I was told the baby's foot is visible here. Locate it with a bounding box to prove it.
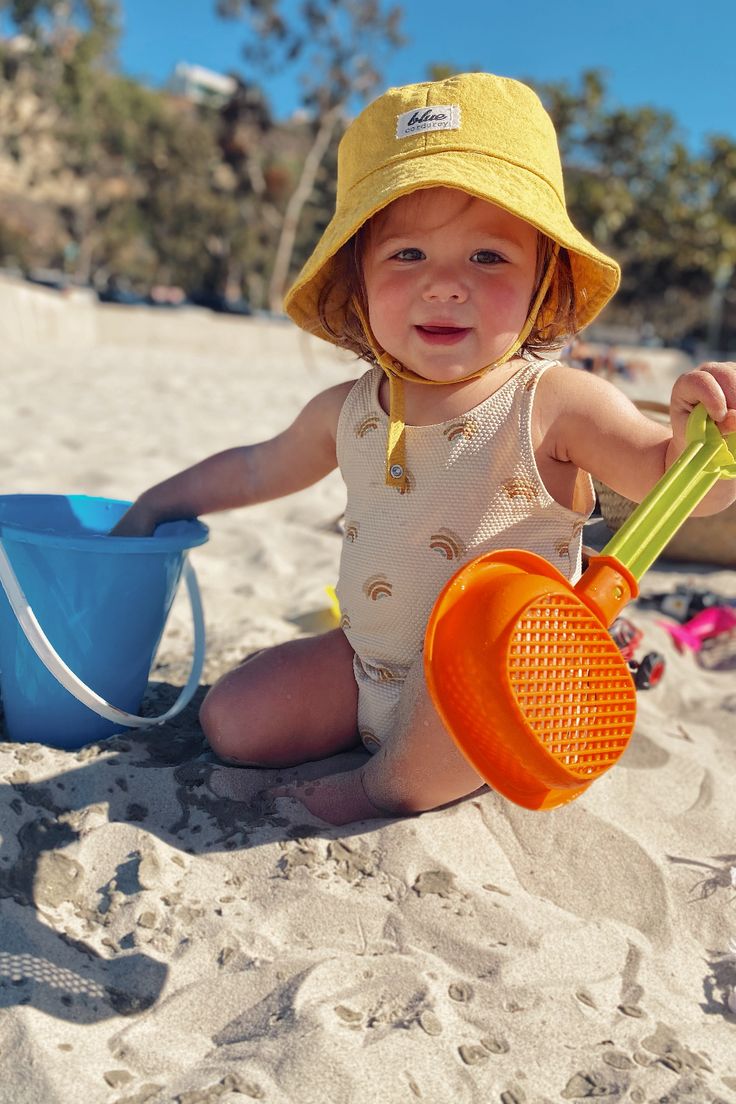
[268,768,392,826]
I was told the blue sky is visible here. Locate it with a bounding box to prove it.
[117,0,735,150]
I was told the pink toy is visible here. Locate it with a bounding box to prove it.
[660,606,736,652]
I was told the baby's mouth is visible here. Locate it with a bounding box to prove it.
[415,324,470,345]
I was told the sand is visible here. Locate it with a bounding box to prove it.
[0,283,735,1103]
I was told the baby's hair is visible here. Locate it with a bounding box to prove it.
[317,217,578,364]
[525,235,577,356]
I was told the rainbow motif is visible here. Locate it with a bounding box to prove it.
[443,418,476,443]
[429,528,465,561]
[356,415,380,437]
[363,575,393,601]
[502,476,538,502]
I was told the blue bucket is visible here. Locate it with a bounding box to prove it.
[0,495,208,749]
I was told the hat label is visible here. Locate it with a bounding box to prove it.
[396,104,461,139]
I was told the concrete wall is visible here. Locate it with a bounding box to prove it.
[0,276,98,349]
[0,274,294,353]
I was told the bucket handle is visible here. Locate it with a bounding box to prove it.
[0,544,205,730]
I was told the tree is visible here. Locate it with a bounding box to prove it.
[93,76,236,292]
[215,0,404,311]
[213,76,285,304]
[0,0,240,292]
[0,0,124,281]
[689,137,736,352]
[534,69,736,349]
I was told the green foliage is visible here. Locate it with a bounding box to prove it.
[533,69,736,348]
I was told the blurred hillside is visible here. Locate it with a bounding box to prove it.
[0,29,324,312]
[0,1,734,353]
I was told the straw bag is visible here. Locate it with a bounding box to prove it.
[593,401,736,567]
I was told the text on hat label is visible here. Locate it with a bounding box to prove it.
[396,104,461,139]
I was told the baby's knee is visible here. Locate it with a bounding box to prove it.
[200,686,252,764]
[199,689,228,756]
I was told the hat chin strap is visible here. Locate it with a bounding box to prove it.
[354,244,559,491]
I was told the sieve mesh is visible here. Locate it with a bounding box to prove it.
[508,593,637,780]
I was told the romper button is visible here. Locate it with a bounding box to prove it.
[390,464,404,479]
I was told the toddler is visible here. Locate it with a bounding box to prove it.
[113,73,736,824]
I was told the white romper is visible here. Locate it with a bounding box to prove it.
[334,358,594,751]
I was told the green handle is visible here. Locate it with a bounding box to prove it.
[602,404,736,580]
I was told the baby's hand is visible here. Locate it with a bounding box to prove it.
[109,500,158,537]
[670,362,736,446]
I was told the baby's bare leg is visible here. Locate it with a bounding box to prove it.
[362,655,484,814]
[200,628,359,767]
[271,652,483,824]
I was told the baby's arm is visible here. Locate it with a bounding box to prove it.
[539,361,736,515]
[111,381,353,535]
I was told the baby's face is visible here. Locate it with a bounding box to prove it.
[361,187,539,382]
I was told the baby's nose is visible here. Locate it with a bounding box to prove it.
[422,273,467,302]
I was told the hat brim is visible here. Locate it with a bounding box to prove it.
[285,149,620,340]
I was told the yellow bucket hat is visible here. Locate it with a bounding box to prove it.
[285,72,620,488]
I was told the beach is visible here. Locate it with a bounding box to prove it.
[0,282,735,1103]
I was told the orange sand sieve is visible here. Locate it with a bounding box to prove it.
[424,406,736,810]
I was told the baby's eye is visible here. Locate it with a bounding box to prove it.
[392,247,425,262]
[471,249,505,265]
